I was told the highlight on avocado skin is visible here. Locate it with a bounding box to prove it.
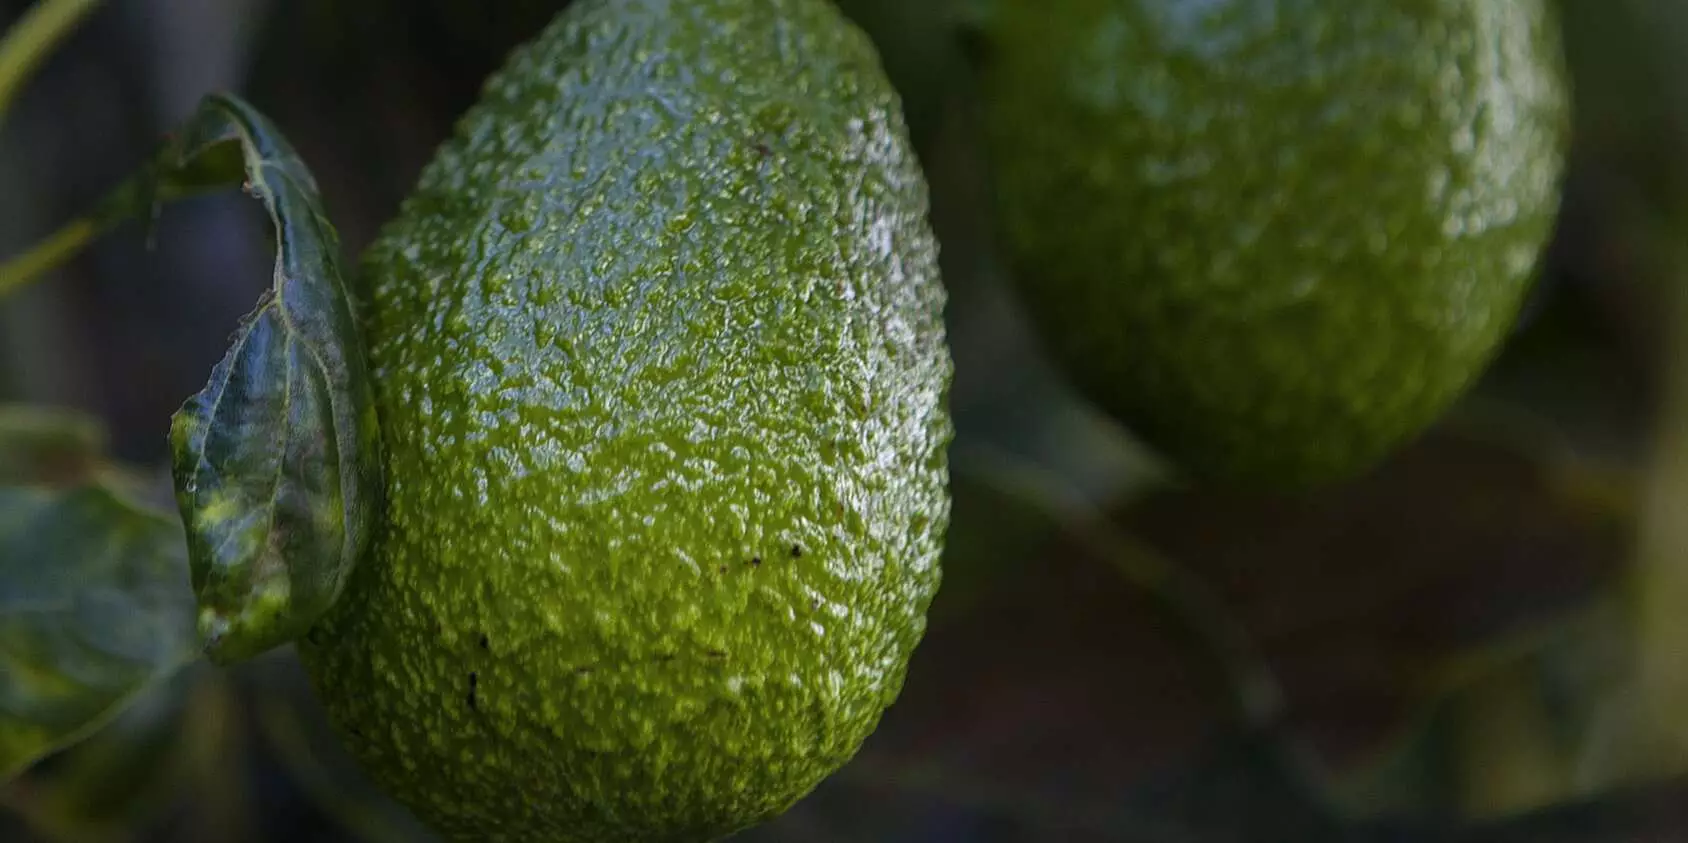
[295,0,953,841]
[978,0,1570,487]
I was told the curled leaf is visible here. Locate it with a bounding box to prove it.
[0,407,196,780]
[161,94,383,665]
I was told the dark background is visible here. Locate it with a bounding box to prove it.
[4,0,1688,840]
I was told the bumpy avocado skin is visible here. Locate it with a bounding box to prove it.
[296,1,952,840]
[980,0,1569,485]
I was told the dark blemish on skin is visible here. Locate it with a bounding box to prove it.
[791,544,802,558]
[467,673,478,710]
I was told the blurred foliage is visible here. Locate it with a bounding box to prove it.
[0,406,195,781]
[5,0,1688,841]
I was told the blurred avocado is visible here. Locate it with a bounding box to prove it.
[976,0,1571,486]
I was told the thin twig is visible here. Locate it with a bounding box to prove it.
[0,0,101,130]
[950,443,1345,826]
[954,442,1282,726]
[0,216,97,300]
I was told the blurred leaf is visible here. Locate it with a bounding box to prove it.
[0,407,196,780]
[1331,599,1637,821]
[158,94,383,666]
[3,669,206,843]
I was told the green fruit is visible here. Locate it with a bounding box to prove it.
[296,0,952,840]
[978,0,1569,485]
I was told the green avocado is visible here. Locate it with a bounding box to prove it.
[296,1,953,840]
[978,0,1569,485]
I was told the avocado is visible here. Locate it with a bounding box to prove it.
[978,0,1569,485]
[295,1,953,840]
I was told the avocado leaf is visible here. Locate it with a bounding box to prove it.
[152,94,383,666]
[0,406,197,781]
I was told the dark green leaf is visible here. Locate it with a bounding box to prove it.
[158,94,383,666]
[0,407,197,779]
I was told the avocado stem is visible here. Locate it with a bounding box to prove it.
[0,0,101,132]
[0,214,97,300]
[0,0,106,300]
